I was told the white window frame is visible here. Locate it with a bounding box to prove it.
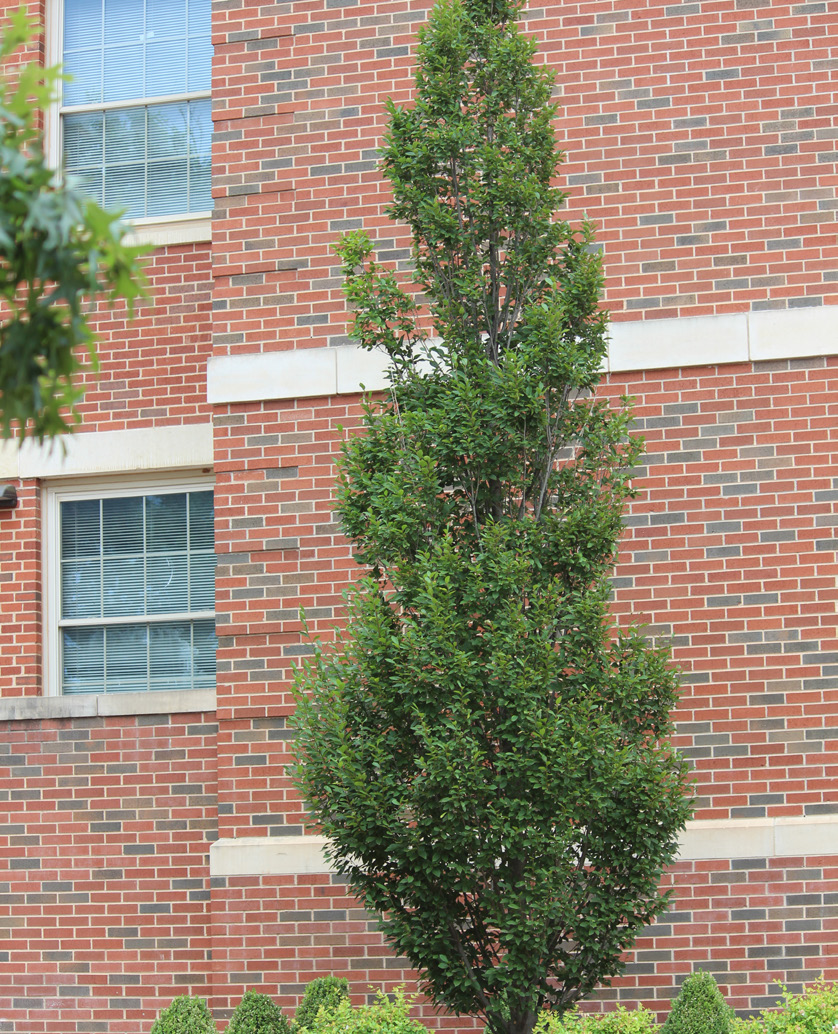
[43,472,216,699]
[45,0,212,247]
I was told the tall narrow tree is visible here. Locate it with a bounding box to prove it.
[292,2,692,1033]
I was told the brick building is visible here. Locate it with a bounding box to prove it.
[1,0,838,1030]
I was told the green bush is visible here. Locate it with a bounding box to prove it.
[732,981,838,1033]
[226,990,291,1034]
[294,977,349,1031]
[150,995,218,1034]
[302,988,424,1034]
[661,972,732,1034]
[536,1003,658,1034]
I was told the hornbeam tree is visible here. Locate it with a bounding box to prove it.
[292,1,692,1033]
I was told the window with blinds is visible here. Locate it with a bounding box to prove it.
[56,487,216,694]
[60,0,212,219]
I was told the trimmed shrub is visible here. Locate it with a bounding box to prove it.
[536,1004,658,1034]
[732,981,838,1033]
[150,995,218,1034]
[661,972,732,1034]
[294,977,350,1031]
[226,990,291,1034]
[302,988,424,1034]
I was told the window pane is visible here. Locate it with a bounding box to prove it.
[62,559,102,620]
[64,112,104,170]
[62,499,100,559]
[63,627,104,694]
[189,491,214,550]
[63,49,103,106]
[148,0,186,38]
[64,0,102,51]
[188,0,210,36]
[149,103,189,160]
[72,169,104,206]
[189,553,216,611]
[146,493,187,552]
[147,555,189,613]
[193,619,217,681]
[188,156,211,214]
[103,0,143,46]
[190,98,212,155]
[64,115,106,204]
[105,624,148,691]
[104,162,147,219]
[104,107,146,165]
[148,160,189,216]
[102,496,143,555]
[103,557,145,617]
[187,35,212,92]
[150,621,193,689]
[102,43,145,103]
[147,39,187,97]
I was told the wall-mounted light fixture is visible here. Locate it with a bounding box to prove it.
[0,485,18,510]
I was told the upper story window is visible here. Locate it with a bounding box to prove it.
[59,0,212,220]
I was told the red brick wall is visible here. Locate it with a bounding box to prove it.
[0,712,217,1033]
[75,243,213,432]
[606,357,838,821]
[603,855,838,1013]
[552,0,838,319]
[208,0,837,364]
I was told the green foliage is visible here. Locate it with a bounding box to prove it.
[536,1005,658,1034]
[660,973,732,1034]
[294,977,350,1030]
[149,995,218,1034]
[225,991,291,1034]
[0,9,145,441]
[302,989,424,1034]
[292,1,692,1034]
[732,981,838,1034]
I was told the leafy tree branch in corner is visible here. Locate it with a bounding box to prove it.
[0,8,144,442]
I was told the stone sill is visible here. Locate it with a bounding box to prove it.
[210,817,838,876]
[126,215,211,248]
[0,688,216,721]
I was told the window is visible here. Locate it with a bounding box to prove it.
[58,0,212,220]
[45,480,216,695]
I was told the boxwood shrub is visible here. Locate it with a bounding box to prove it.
[294,977,350,1031]
[150,995,218,1034]
[226,990,291,1034]
[660,972,732,1034]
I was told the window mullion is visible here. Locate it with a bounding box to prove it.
[58,610,216,628]
[100,498,106,690]
[185,101,191,214]
[60,90,211,116]
[99,0,105,107]
[142,0,148,100]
